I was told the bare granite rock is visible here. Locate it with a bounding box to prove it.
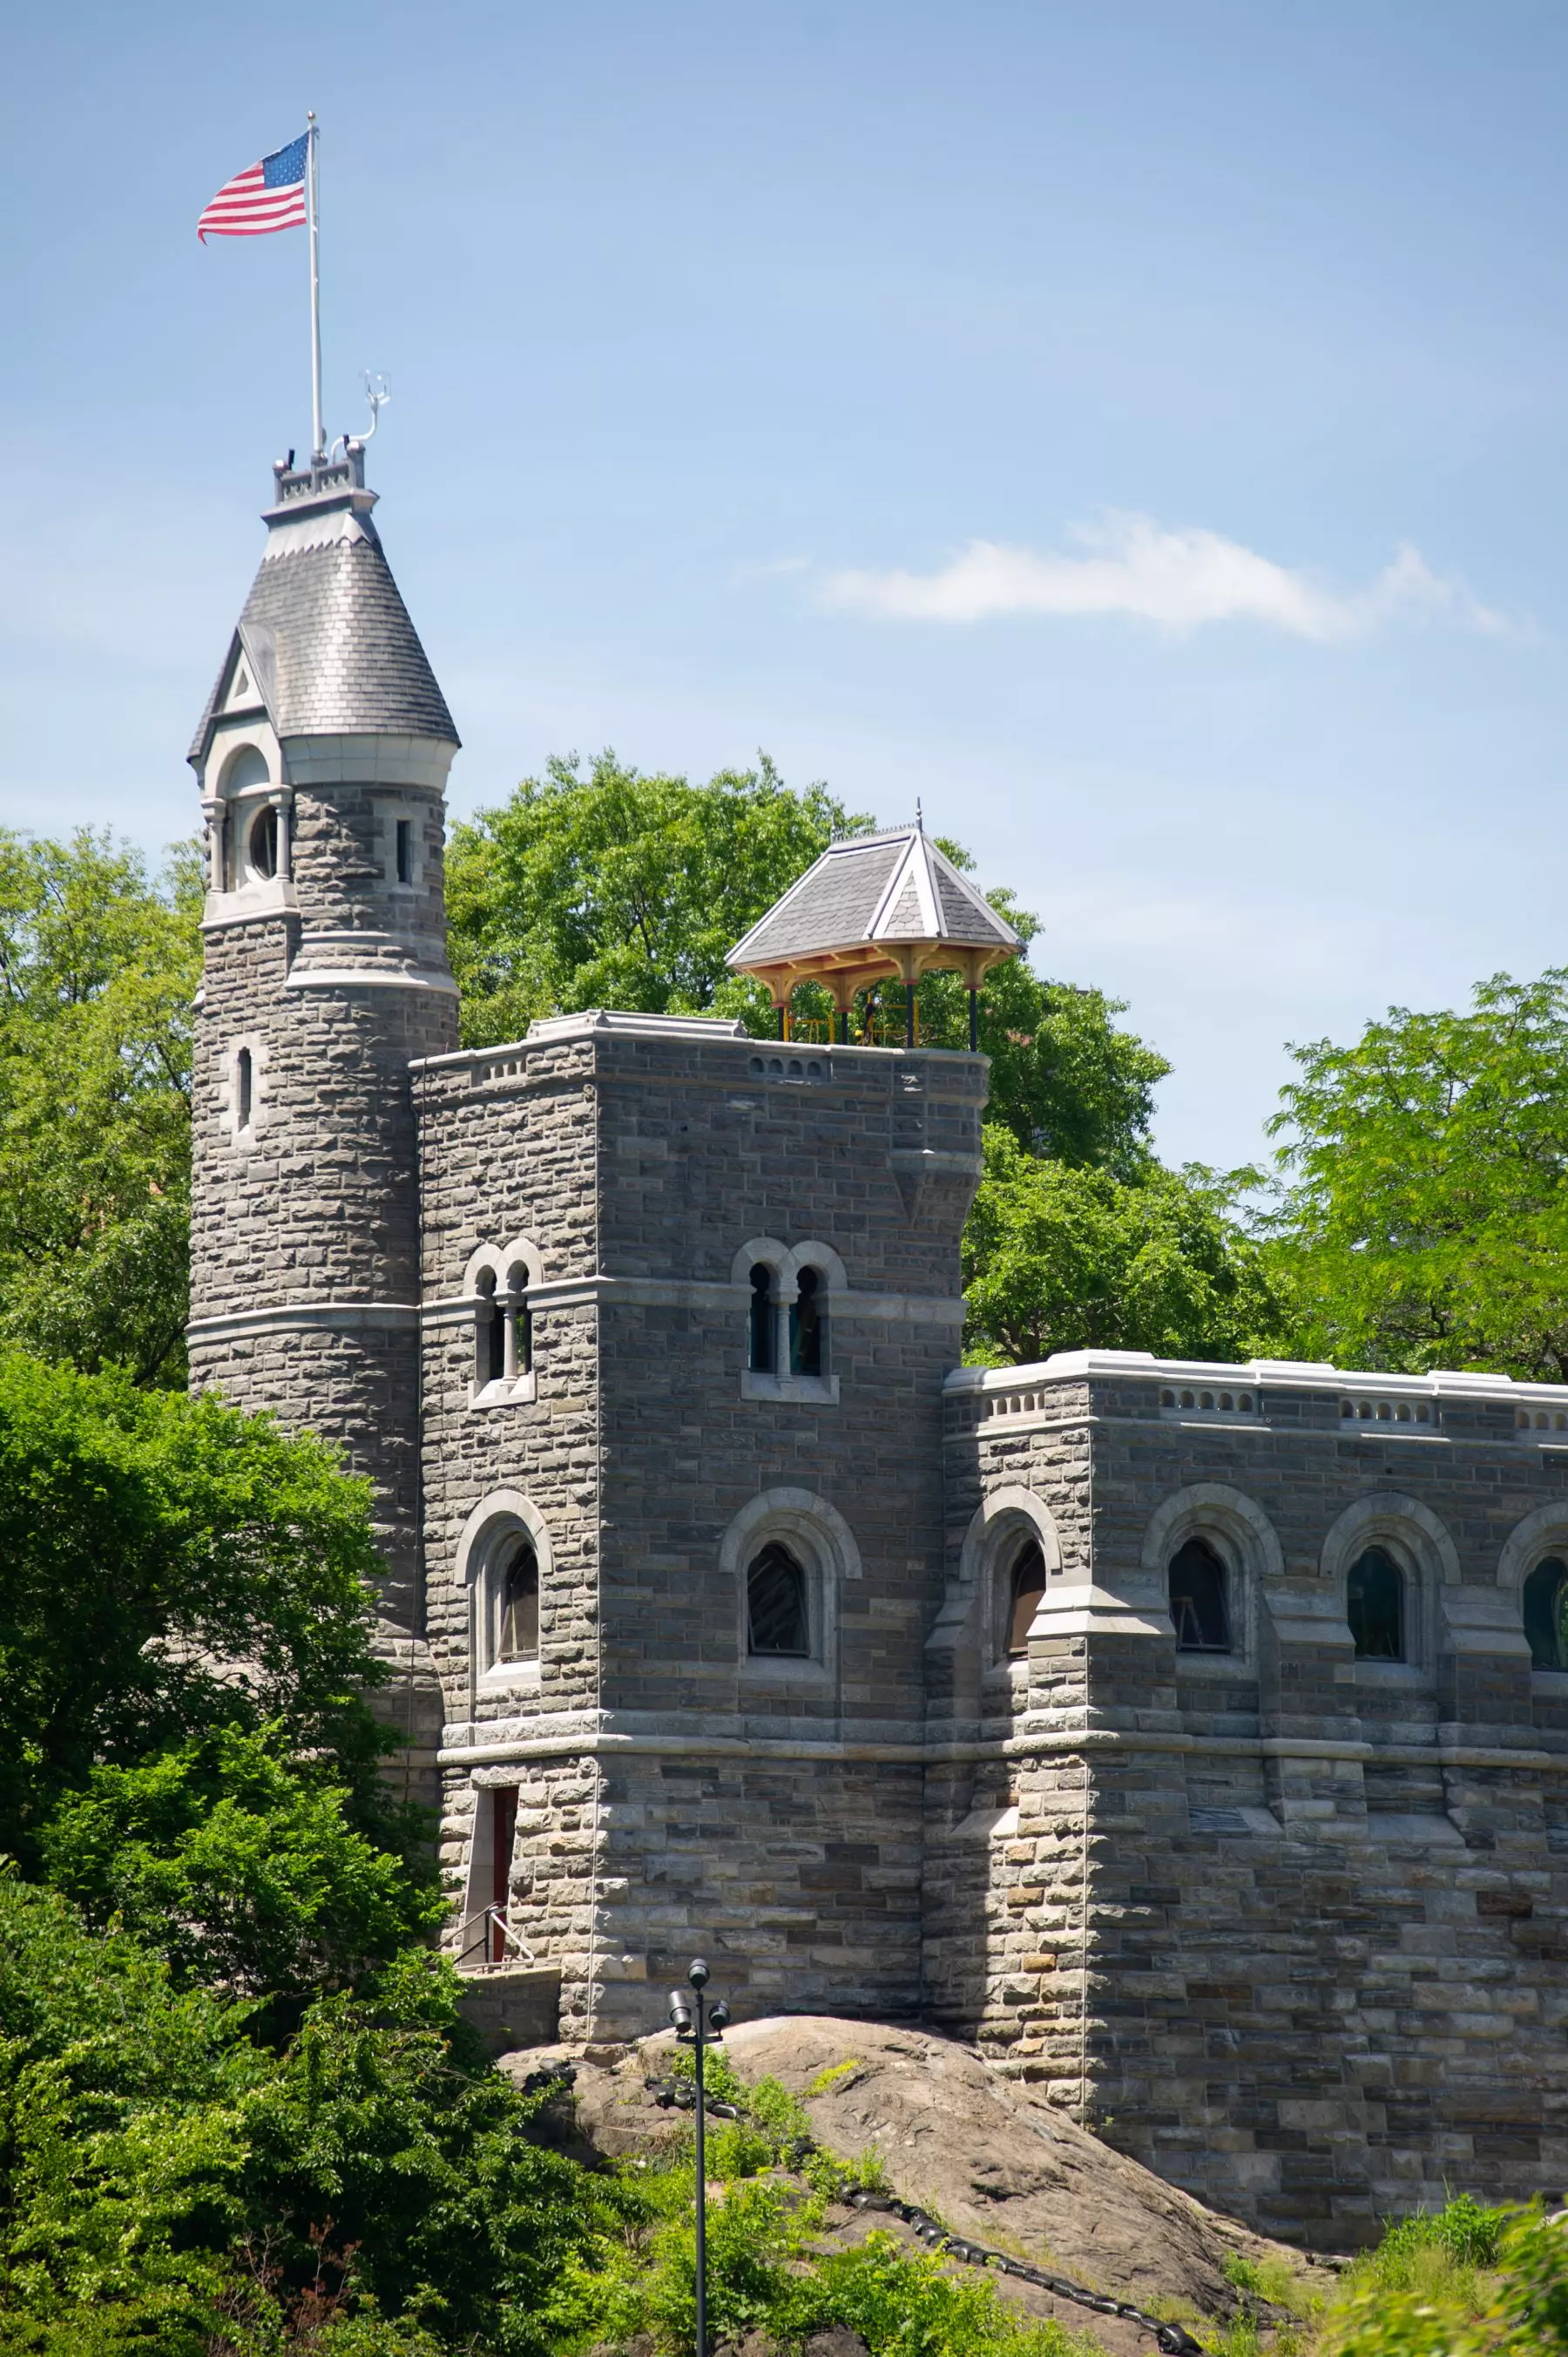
[519,2015,1337,2321]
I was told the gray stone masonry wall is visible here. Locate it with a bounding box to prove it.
[941,1357,1568,2245]
[189,761,456,1648]
[417,1019,984,2039]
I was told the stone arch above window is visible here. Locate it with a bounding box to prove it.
[1140,1483,1281,1668]
[721,1486,861,1685]
[947,1487,1064,1671]
[463,1236,543,1407]
[731,1237,844,1402]
[456,1488,553,1700]
[1319,1492,1457,1672]
[1497,1506,1568,1674]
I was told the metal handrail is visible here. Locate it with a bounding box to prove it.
[457,1903,537,1971]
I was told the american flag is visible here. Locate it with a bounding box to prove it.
[198,133,308,242]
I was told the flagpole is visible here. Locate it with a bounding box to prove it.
[306,112,323,459]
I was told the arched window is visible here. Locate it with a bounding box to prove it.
[1524,1556,1568,1670]
[474,1269,505,1387]
[747,1541,810,1657]
[249,805,278,880]
[235,1046,253,1132]
[789,1265,824,1378]
[1005,1538,1047,1657]
[496,1539,539,1663]
[748,1264,776,1374]
[1348,1546,1404,1661]
[504,1263,533,1382]
[1169,1537,1230,1653]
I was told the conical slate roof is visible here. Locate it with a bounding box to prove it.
[189,455,457,766]
[728,823,1020,1002]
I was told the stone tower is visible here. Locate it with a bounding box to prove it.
[186,449,460,1715]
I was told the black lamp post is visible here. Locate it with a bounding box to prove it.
[668,1957,731,2357]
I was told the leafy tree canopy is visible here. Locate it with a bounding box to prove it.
[1267,971,1568,1381]
[446,750,859,1046]
[0,829,200,1389]
[42,1724,443,2011]
[0,1879,612,2355]
[963,1125,1287,1369]
[0,1352,396,1870]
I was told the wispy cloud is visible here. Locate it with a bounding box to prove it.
[821,512,1508,642]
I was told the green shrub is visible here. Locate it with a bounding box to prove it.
[778,2232,1101,2357]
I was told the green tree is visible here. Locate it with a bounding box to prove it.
[446,750,862,1046]
[41,1725,443,2008]
[0,829,201,1389]
[0,1351,396,1870]
[963,1125,1287,1368]
[1267,970,1568,1380]
[0,1878,616,2355]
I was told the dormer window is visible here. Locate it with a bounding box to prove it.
[249,807,279,880]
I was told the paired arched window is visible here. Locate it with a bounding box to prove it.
[1348,1546,1404,1660]
[472,1258,534,1394]
[1005,1538,1047,1657]
[1524,1556,1568,1670]
[496,1537,540,1663]
[742,1251,831,1388]
[747,1541,810,1657]
[1169,1537,1230,1653]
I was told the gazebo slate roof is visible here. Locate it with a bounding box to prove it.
[727,823,1020,999]
[189,457,458,767]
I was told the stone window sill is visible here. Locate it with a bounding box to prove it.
[476,1659,541,1698]
[741,1653,833,1686]
[741,1371,841,1405]
[470,1372,537,1410]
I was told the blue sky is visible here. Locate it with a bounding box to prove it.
[3,1,1565,1168]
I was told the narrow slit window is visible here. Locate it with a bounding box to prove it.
[789,1265,824,1378]
[497,1539,539,1663]
[395,816,414,884]
[1006,1538,1047,1656]
[747,1541,810,1657]
[235,1046,253,1132]
[1347,1546,1404,1661]
[1169,1537,1230,1653]
[748,1264,775,1373]
[1524,1556,1568,1670]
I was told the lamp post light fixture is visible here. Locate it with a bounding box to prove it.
[667,1957,731,2357]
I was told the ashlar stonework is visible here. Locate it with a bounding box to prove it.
[187,454,1568,2247]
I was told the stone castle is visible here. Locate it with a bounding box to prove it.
[189,450,1568,2247]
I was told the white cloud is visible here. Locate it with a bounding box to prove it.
[821,512,1508,641]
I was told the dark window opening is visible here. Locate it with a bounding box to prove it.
[396,816,414,884]
[747,1541,810,1657]
[1169,1537,1231,1653]
[748,1264,775,1373]
[249,805,278,879]
[497,1539,539,1663]
[1006,1538,1047,1656]
[1524,1556,1568,1671]
[506,1264,533,1378]
[475,1270,504,1386]
[789,1264,824,1378]
[235,1046,253,1131]
[1348,1546,1404,1661]
[490,1785,518,1963]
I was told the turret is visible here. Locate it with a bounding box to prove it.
[186,449,459,1659]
